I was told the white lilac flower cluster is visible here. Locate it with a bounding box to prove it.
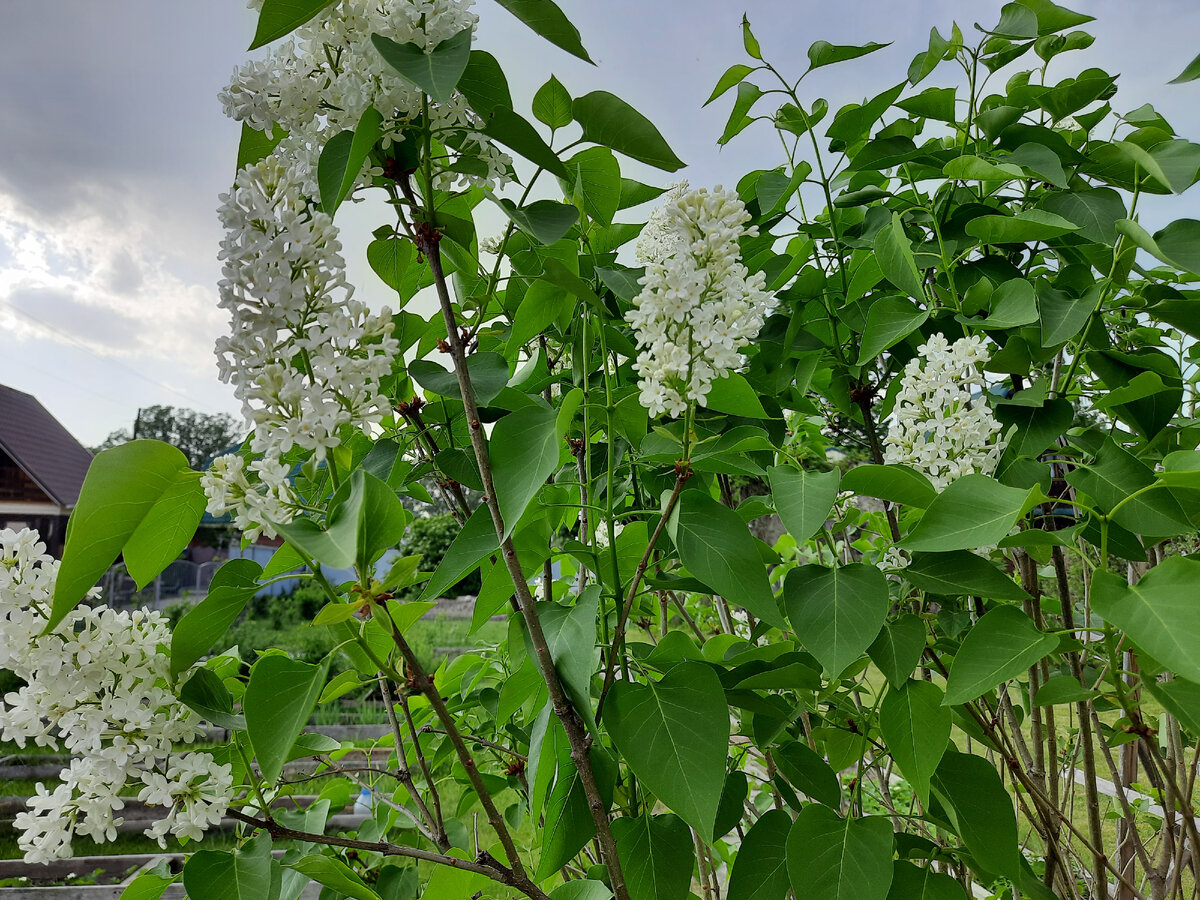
[0,529,233,863]
[200,454,294,542]
[882,333,1008,491]
[219,0,510,193]
[626,186,775,417]
[207,155,400,537]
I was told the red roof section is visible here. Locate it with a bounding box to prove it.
[0,384,93,508]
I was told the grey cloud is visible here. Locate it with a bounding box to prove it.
[0,2,253,237]
[100,248,144,295]
[6,283,139,351]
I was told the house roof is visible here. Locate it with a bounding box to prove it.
[0,385,93,508]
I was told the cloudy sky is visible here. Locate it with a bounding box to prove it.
[2,0,1198,446]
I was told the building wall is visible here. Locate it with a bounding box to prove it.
[0,448,69,553]
[0,447,47,504]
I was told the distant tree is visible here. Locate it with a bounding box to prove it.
[90,405,243,469]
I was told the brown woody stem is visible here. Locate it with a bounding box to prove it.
[413,219,631,900]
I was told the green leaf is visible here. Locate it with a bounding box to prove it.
[510,279,571,348]
[312,599,366,625]
[991,2,1039,37]
[482,107,570,179]
[728,808,792,900]
[124,470,206,589]
[930,751,1021,879]
[756,168,799,217]
[966,209,1078,243]
[458,50,512,116]
[943,155,1022,181]
[493,391,582,537]
[1015,0,1094,34]
[1091,558,1200,683]
[1040,187,1124,243]
[1170,50,1200,85]
[421,852,488,899]
[564,147,622,226]
[119,863,178,900]
[249,0,337,49]
[908,27,952,86]
[612,815,694,900]
[493,197,579,245]
[773,742,841,807]
[1039,284,1096,346]
[171,559,263,678]
[1038,68,1116,121]
[1068,438,1191,536]
[784,564,889,676]
[1154,218,1200,274]
[1143,677,1200,736]
[964,277,1039,329]
[53,440,195,629]
[536,741,605,878]
[786,806,895,900]
[879,680,951,805]
[826,83,904,146]
[244,655,328,784]
[533,75,573,130]
[996,397,1073,460]
[527,703,562,821]
[1033,675,1096,707]
[857,297,928,363]
[1152,141,1200,195]
[807,40,890,71]
[409,351,509,405]
[262,541,305,580]
[493,0,593,63]
[417,506,498,602]
[905,551,1030,601]
[777,99,828,138]
[719,82,764,146]
[1008,142,1068,188]
[741,14,763,59]
[319,670,369,706]
[768,466,840,542]
[318,106,382,215]
[573,91,685,172]
[886,861,969,900]
[550,882,613,900]
[944,606,1056,705]
[715,771,750,839]
[705,64,757,107]
[371,29,472,104]
[180,668,244,731]
[895,87,957,122]
[526,587,599,729]
[236,122,286,172]
[367,237,415,295]
[842,464,937,508]
[541,258,606,312]
[868,614,927,690]
[183,836,275,900]
[286,855,380,900]
[671,490,785,628]
[900,475,1033,553]
[873,213,925,299]
[275,469,408,570]
[606,662,729,839]
[705,372,770,418]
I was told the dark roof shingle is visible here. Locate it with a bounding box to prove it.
[0,385,93,508]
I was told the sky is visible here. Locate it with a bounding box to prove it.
[2,0,1199,446]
